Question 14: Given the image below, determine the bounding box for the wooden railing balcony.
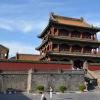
[56,36,99,43]
[40,50,100,60]
[47,51,100,58]
[48,34,100,43]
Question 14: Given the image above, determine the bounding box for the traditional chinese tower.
[36,13,100,69]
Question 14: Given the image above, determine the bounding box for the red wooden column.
[91,35,93,40]
[48,43,51,51]
[91,48,94,54]
[94,34,96,40]
[80,33,83,38]
[81,47,84,54]
[69,32,71,37]
[51,27,55,36]
[58,44,60,52]
[50,42,53,51]
[70,60,74,70]
[94,48,96,54]
[56,29,59,36]
[69,45,72,53]
[92,48,96,54]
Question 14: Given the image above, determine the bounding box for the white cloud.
[0,41,39,57]
[0,19,14,31]
[22,24,33,33]
[0,19,47,33]
[40,1,65,6]
[90,22,100,27]
[18,20,47,33]
[0,23,13,31]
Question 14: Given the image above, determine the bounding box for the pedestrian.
[41,93,47,100]
[50,87,53,100]
[84,81,88,91]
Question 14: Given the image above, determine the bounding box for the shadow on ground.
[0,93,33,100]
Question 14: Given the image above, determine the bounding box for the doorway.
[73,60,83,69]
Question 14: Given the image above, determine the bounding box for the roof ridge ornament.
[80,17,84,21]
[80,17,92,27]
[49,12,56,21]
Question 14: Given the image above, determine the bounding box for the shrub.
[59,85,67,93]
[36,85,44,93]
[79,84,86,92]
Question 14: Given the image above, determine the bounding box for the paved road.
[0,92,100,100]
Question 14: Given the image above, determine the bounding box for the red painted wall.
[88,65,100,71]
[0,61,72,71]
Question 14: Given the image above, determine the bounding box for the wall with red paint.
[88,63,100,71]
[88,66,100,71]
[0,61,72,71]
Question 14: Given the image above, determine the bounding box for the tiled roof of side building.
[16,53,41,61]
[0,44,9,50]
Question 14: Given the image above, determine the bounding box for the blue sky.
[0,0,100,57]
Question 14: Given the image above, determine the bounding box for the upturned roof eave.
[52,21,100,32]
[35,39,48,50]
[38,21,51,38]
[38,13,100,38]
[38,22,100,39]
[38,20,100,39]
[51,13,100,31]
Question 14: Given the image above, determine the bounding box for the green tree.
[59,85,67,93]
[36,85,44,93]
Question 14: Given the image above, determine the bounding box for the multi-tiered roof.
[38,13,100,38]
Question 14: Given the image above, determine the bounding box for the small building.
[0,44,9,60]
[16,53,41,61]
